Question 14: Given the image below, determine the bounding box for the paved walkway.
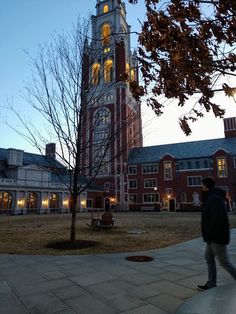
[1,230,236,314]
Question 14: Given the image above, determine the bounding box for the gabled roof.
[128,137,236,164]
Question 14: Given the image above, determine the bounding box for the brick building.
[127,117,236,212]
[80,0,143,211]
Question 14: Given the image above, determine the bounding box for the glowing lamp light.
[42,199,48,206]
[17,199,24,206]
[80,200,86,206]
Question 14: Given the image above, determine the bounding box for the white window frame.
[142,163,158,174]
[129,179,137,189]
[143,193,159,203]
[128,165,137,175]
[164,161,172,180]
[144,178,157,189]
[187,176,202,187]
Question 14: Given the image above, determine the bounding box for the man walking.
[198,176,236,290]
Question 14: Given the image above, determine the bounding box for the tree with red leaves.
[128,0,236,134]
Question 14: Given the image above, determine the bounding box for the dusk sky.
[1,0,236,153]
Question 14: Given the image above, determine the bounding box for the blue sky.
[0,1,236,153]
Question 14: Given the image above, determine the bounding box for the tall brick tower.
[81,0,143,210]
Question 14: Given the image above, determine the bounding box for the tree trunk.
[70,192,77,242]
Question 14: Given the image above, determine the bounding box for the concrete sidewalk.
[1,231,236,314]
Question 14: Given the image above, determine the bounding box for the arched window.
[126,63,130,81]
[131,68,136,81]
[104,59,113,83]
[103,4,109,13]
[0,191,13,210]
[126,63,130,74]
[92,63,100,85]
[102,23,111,46]
[50,193,60,210]
[26,192,39,209]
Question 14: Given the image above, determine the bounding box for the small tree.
[7,17,140,242]
[128,0,236,134]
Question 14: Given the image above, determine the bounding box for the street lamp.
[154,186,159,211]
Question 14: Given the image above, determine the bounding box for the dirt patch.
[1,212,236,255]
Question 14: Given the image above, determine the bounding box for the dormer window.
[103,4,109,13]
[102,23,111,46]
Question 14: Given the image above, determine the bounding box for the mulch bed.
[46,239,100,250]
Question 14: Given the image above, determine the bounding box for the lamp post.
[154,186,159,211]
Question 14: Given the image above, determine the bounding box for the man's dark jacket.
[201,188,230,245]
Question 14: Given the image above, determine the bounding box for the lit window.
[164,161,172,180]
[131,68,135,81]
[103,4,109,13]
[126,63,130,80]
[102,23,111,46]
[0,191,13,210]
[104,47,110,53]
[217,157,227,177]
[92,63,100,85]
[26,192,38,209]
[50,193,60,209]
[104,59,113,83]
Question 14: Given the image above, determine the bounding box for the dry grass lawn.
[1,211,236,255]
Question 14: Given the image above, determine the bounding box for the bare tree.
[7,17,142,242]
[128,0,236,134]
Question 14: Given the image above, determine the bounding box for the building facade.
[80,0,143,211]
[127,117,236,212]
[0,145,104,215]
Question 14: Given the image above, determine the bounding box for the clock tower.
[81,0,143,210]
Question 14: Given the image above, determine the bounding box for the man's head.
[202,176,215,191]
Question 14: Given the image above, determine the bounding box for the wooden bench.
[100,212,114,230]
[90,212,114,231]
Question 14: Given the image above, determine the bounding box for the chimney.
[224,117,236,138]
[45,143,56,158]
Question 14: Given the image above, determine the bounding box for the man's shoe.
[197,284,216,291]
